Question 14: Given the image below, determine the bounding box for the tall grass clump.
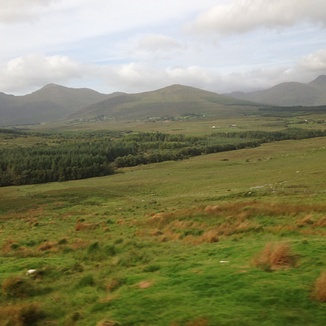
[2,276,34,299]
[0,302,45,326]
[312,272,326,302]
[252,242,297,271]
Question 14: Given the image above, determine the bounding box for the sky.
[1,0,326,95]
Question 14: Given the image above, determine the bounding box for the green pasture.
[0,133,325,325]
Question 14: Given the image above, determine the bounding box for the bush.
[312,271,326,302]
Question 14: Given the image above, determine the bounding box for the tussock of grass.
[106,277,125,292]
[0,302,45,326]
[313,272,326,302]
[75,222,100,231]
[252,243,297,271]
[2,276,34,299]
[142,201,326,244]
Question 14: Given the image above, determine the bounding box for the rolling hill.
[68,84,258,121]
[0,84,117,126]
[1,75,326,126]
[227,75,326,106]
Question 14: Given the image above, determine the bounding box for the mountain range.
[0,75,326,126]
[226,75,326,106]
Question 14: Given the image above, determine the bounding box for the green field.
[0,114,325,325]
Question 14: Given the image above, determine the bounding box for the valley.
[0,77,326,325]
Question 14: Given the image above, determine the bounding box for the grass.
[0,129,325,324]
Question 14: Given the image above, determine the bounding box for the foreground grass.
[0,137,325,325]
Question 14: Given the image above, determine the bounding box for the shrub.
[252,243,297,271]
[2,276,34,298]
[312,271,326,302]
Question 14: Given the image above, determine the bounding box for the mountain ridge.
[0,84,114,126]
[226,75,326,106]
[68,84,258,122]
[1,75,326,126]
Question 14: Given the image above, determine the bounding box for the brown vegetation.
[136,280,153,289]
[106,278,124,292]
[312,272,326,302]
[2,276,33,299]
[141,201,326,245]
[252,243,297,270]
[0,303,44,326]
[75,222,100,231]
[38,241,58,252]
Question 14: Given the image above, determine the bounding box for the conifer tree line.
[0,128,325,186]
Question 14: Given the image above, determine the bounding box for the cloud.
[99,47,326,94]
[191,0,326,35]
[0,55,82,94]
[0,0,56,23]
[299,49,326,71]
[2,48,326,96]
[136,34,184,53]
[96,63,220,93]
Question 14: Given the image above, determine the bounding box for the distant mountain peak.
[310,75,326,85]
[41,83,62,89]
[225,75,326,106]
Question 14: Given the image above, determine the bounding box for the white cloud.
[0,55,82,94]
[0,0,56,23]
[299,49,326,71]
[191,0,326,35]
[3,48,326,96]
[95,64,220,93]
[136,34,184,53]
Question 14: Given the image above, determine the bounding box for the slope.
[227,75,326,106]
[69,84,258,121]
[0,84,117,126]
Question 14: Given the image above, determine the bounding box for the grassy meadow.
[0,115,326,325]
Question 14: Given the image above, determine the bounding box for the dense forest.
[0,128,325,186]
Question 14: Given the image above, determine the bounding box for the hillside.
[69,84,258,121]
[0,84,116,126]
[2,75,326,126]
[227,75,326,106]
[0,135,325,325]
